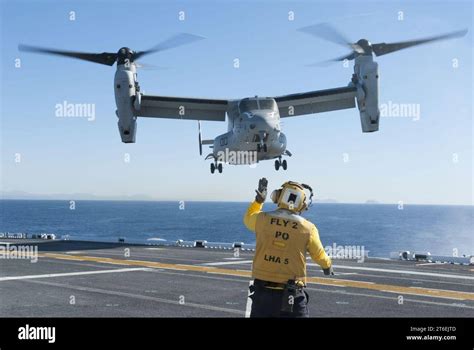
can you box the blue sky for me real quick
[1,0,472,204]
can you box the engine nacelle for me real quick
[353,55,380,132]
[114,65,138,143]
[116,110,137,143]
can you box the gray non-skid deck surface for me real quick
[1,240,473,317]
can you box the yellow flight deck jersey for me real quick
[244,201,332,284]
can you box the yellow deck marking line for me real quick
[40,253,474,301]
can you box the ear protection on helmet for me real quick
[270,189,281,204]
[299,183,314,211]
[271,181,314,212]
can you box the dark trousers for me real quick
[249,282,309,318]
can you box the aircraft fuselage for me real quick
[211,97,287,164]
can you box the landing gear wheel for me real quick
[210,163,215,174]
[217,163,223,173]
[282,159,287,170]
[274,160,280,171]
[263,144,268,152]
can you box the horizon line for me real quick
[0,197,472,207]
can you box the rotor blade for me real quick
[329,51,358,62]
[134,33,205,60]
[135,61,170,70]
[371,29,468,56]
[18,44,117,66]
[298,23,353,48]
[306,51,357,67]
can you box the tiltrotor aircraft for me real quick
[19,25,467,173]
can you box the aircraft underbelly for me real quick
[213,135,286,164]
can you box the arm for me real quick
[307,224,332,269]
[243,178,268,232]
[243,201,263,233]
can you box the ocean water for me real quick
[0,200,472,257]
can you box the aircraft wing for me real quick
[274,86,357,118]
[136,95,228,121]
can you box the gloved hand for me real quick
[255,178,268,204]
[323,266,334,276]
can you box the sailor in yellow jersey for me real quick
[244,178,334,317]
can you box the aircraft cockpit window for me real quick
[258,99,276,110]
[239,99,259,111]
[240,98,276,112]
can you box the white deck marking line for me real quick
[245,281,254,318]
[24,279,244,315]
[0,268,150,282]
[39,253,474,301]
[145,269,474,309]
[416,262,444,266]
[201,260,253,266]
[144,269,474,309]
[307,264,474,280]
[378,289,464,301]
[40,258,132,270]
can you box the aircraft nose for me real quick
[247,114,269,129]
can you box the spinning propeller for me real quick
[298,23,467,63]
[19,33,205,66]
